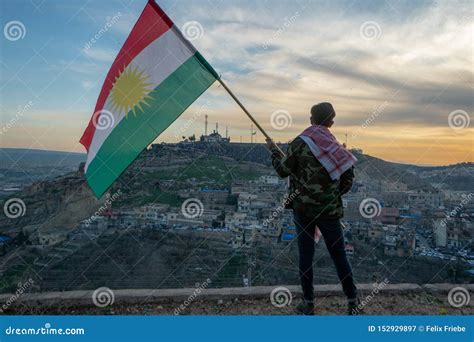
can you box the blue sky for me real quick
[0,0,472,165]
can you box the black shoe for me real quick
[295,300,315,315]
[348,298,362,315]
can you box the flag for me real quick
[80,0,218,198]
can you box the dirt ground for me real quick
[4,291,473,316]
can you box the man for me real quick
[266,102,358,315]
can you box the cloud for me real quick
[82,47,116,62]
[51,61,104,75]
[81,80,97,91]
[2,0,472,165]
[180,0,472,131]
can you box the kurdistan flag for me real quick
[80,0,218,198]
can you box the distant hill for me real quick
[0,148,85,168]
[408,162,474,172]
[1,146,469,171]
[2,145,471,193]
[407,162,474,191]
[350,151,430,190]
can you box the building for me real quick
[408,190,444,209]
[433,219,447,248]
[35,230,67,246]
[231,180,250,195]
[380,181,408,192]
[376,207,400,225]
[382,225,415,257]
[342,194,365,221]
[230,225,256,249]
[382,191,409,208]
[433,215,471,251]
[259,175,280,185]
[199,118,230,143]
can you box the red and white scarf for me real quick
[299,125,357,180]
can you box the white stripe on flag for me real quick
[85,27,196,171]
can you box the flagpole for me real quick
[217,78,285,155]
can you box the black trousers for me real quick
[293,211,357,302]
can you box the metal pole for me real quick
[218,78,285,155]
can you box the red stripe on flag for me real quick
[80,1,174,151]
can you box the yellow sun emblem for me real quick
[110,64,153,117]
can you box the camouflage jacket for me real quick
[271,137,354,219]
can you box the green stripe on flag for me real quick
[85,54,217,197]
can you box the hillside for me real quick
[1,144,469,194]
[1,142,470,294]
[410,162,474,191]
[0,142,465,238]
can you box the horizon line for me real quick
[1,146,472,168]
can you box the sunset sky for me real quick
[0,0,472,166]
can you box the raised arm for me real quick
[267,138,300,178]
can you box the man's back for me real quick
[267,102,359,315]
[271,137,354,218]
